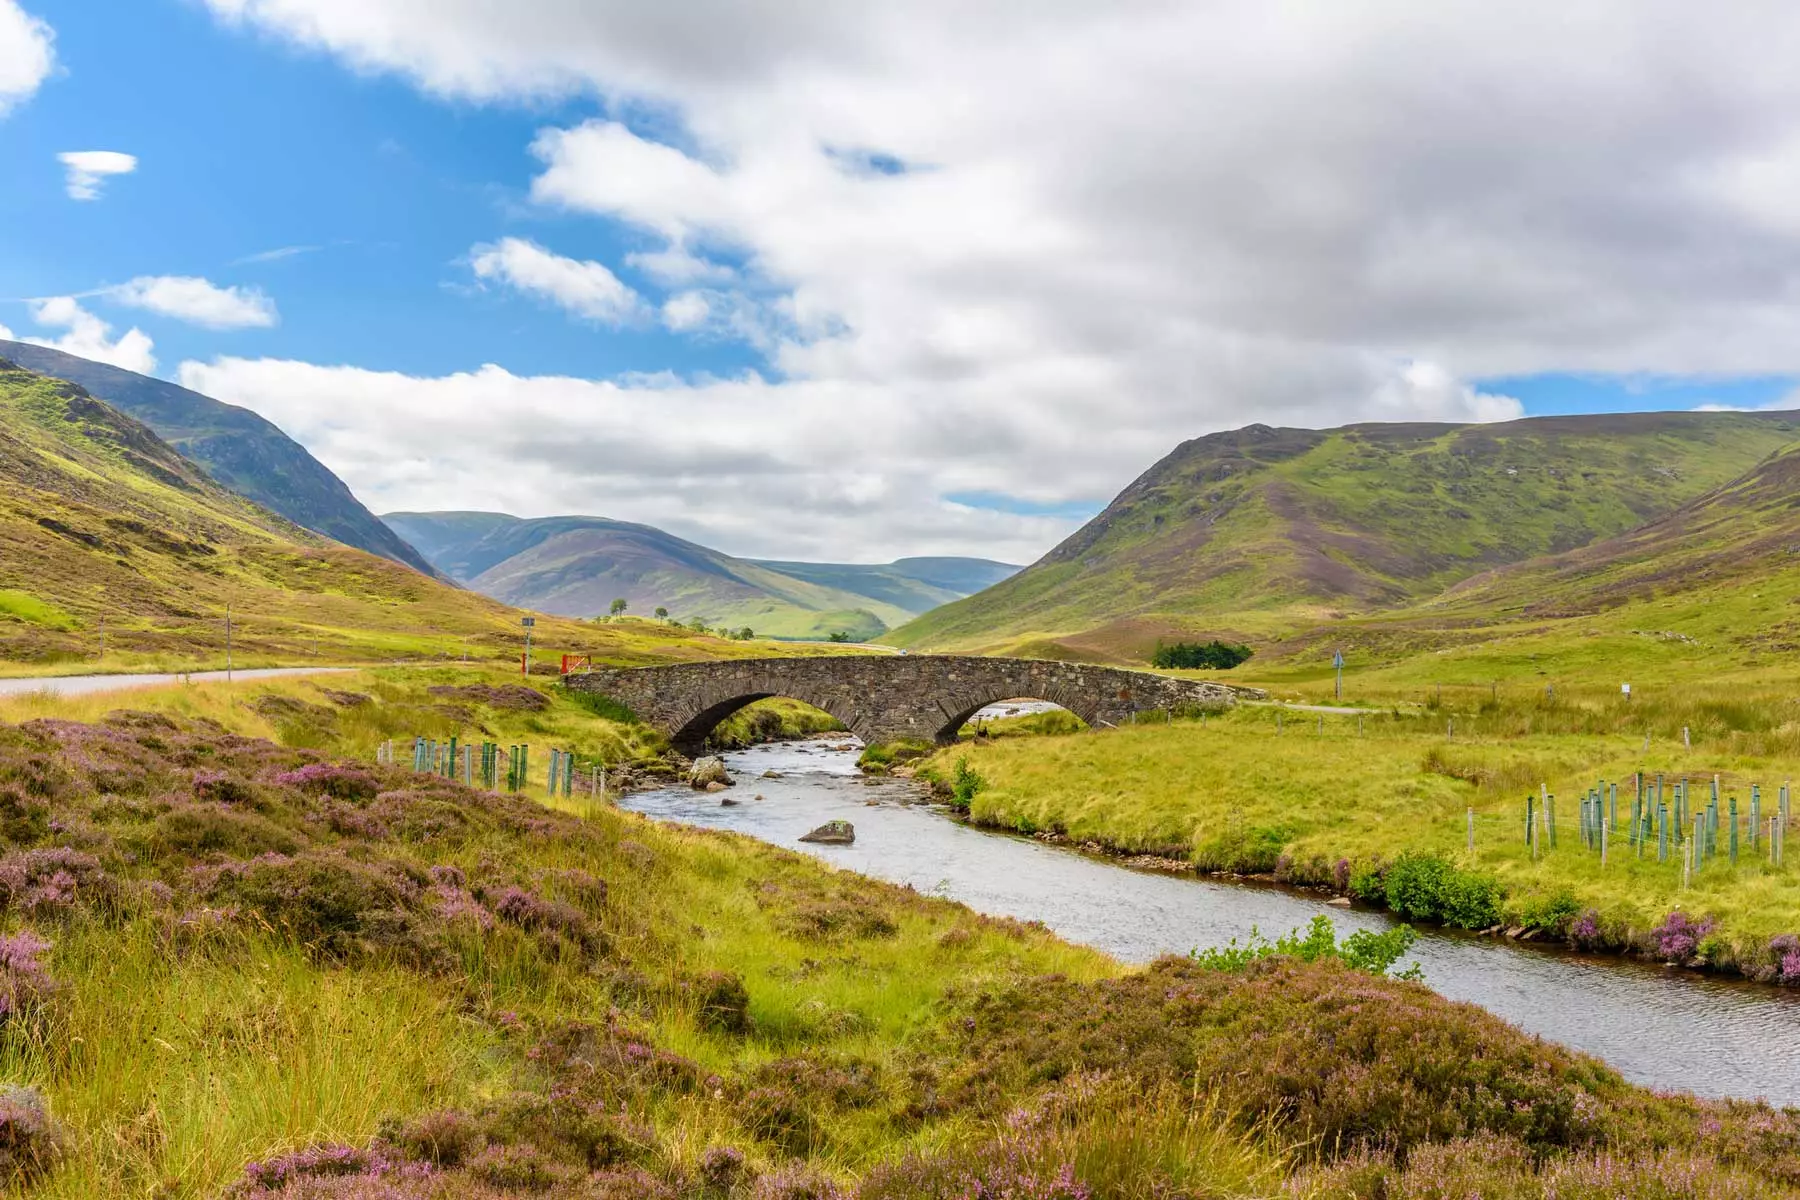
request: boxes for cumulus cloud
[106,275,278,329]
[57,150,136,201]
[0,1,52,116]
[469,236,642,324]
[191,1,1800,559]
[15,297,155,374]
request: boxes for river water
[622,729,1800,1107]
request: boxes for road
[0,666,354,699]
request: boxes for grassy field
[2,673,1798,1197]
[924,680,1800,980]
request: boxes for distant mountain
[887,411,1800,659]
[0,340,439,578]
[0,358,597,664]
[383,510,1018,640]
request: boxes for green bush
[1383,851,1502,929]
[950,758,985,809]
[1190,914,1421,980]
[1513,888,1581,936]
[1150,640,1253,670]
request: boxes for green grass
[0,590,74,631]
[922,697,1800,973]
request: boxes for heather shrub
[1570,908,1604,950]
[750,1056,882,1111]
[380,1108,484,1167]
[484,885,595,952]
[0,847,121,919]
[698,1145,748,1193]
[270,762,381,802]
[739,1084,820,1155]
[0,1085,63,1183]
[750,1164,843,1199]
[1770,934,1800,985]
[932,957,1620,1158]
[778,900,899,942]
[152,805,300,859]
[1650,911,1714,963]
[0,931,55,1021]
[201,850,421,955]
[691,969,751,1034]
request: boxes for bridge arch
[564,655,1260,755]
[668,686,862,755]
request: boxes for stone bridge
[564,654,1264,753]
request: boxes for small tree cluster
[1150,640,1253,670]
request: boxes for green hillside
[383,511,1016,640]
[0,340,440,578]
[0,358,789,670]
[889,411,1800,660]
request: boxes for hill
[888,411,1800,659]
[0,339,439,577]
[0,358,785,669]
[382,510,1017,640]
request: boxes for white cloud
[107,275,278,329]
[660,292,710,332]
[0,1,53,117]
[190,1,1800,559]
[17,297,156,374]
[469,236,642,324]
[57,150,136,201]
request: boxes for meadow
[925,672,1800,981]
[2,671,1799,1198]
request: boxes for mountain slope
[0,358,747,667]
[0,340,439,577]
[382,511,1017,639]
[889,411,1800,658]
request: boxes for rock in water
[689,756,731,789]
[798,820,855,846]
[704,780,728,793]
[720,796,739,807]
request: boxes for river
[621,727,1800,1107]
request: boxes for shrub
[1569,908,1604,949]
[692,970,751,1035]
[269,762,380,801]
[1381,851,1501,929]
[951,758,986,809]
[0,848,121,919]
[201,850,418,955]
[0,932,55,1021]
[1770,934,1800,985]
[152,806,299,860]
[739,1085,819,1156]
[0,1086,63,1184]
[1514,888,1581,937]
[698,1146,747,1194]
[1650,911,1714,963]
[1150,640,1253,670]
[1190,914,1420,980]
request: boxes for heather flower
[487,886,592,948]
[1650,911,1714,962]
[1769,934,1800,985]
[432,885,495,932]
[0,848,117,918]
[270,763,379,802]
[750,1164,844,1199]
[1569,908,1602,949]
[699,1145,747,1191]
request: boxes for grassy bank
[922,697,1800,982]
[0,685,1797,1197]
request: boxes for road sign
[521,616,536,627]
[1332,651,1344,669]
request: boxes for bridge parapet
[564,654,1264,753]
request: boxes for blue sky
[0,1,763,382]
[3,3,1800,563]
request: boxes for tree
[609,598,628,619]
[654,606,669,621]
[827,631,853,643]
[735,627,755,641]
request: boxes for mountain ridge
[382,510,1018,640]
[0,340,440,578]
[887,409,1800,658]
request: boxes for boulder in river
[760,770,783,780]
[688,756,731,789]
[720,796,739,807]
[798,820,855,846]
[704,780,728,793]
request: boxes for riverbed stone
[704,780,727,793]
[688,756,731,789]
[799,820,855,846]
[1326,896,1352,907]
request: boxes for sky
[3,2,1800,565]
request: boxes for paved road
[0,666,354,699]
[1247,699,1369,715]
